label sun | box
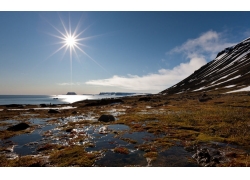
[44,13,108,89]
[45,14,89,61]
[45,14,107,71]
[65,35,76,47]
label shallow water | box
[152,146,197,167]
[9,124,56,156]
[0,120,20,130]
[2,119,19,124]
[2,116,199,166]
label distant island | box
[66,92,77,95]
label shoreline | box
[0,92,250,167]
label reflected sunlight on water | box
[0,94,128,105]
[55,94,117,104]
[55,95,92,104]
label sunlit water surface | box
[0,94,126,105]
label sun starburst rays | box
[43,13,110,90]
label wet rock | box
[40,104,47,107]
[1,145,15,153]
[26,142,38,146]
[66,128,73,132]
[5,145,15,152]
[7,122,30,131]
[5,152,19,160]
[48,109,60,113]
[98,115,115,122]
[192,147,224,167]
[88,143,95,148]
[99,125,109,134]
[3,140,15,145]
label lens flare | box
[43,13,109,90]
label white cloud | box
[170,30,236,59]
[86,57,206,91]
[86,30,235,92]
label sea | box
[0,94,127,105]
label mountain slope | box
[160,37,250,95]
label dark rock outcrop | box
[5,104,25,108]
[84,99,123,106]
[98,115,115,122]
[138,97,151,101]
[192,147,224,167]
[71,111,78,114]
[65,128,73,132]
[198,93,212,102]
[48,109,60,113]
[7,122,30,131]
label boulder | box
[7,122,30,131]
[138,97,151,101]
[48,109,60,113]
[198,92,212,102]
[65,128,73,132]
[71,111,78,114]
[98,115,115,122]
[192,147,223,167]
[198,97,212,102]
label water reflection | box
[53,94,123,104]
[3,116,199,166]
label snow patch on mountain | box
[226,86,250,93]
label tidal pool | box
[2,116,199,166]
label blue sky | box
[1,10,250,95]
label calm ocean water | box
[0,94,124,105]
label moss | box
[37,143,64,152]
[113,147,129,154]
[196,133,225,142]
[0,126,35,140]
[49,145,101,167]
[120,137,137,144]
[0,155,48,167]
[144,151,158,160]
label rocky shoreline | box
[0,92,250,167]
